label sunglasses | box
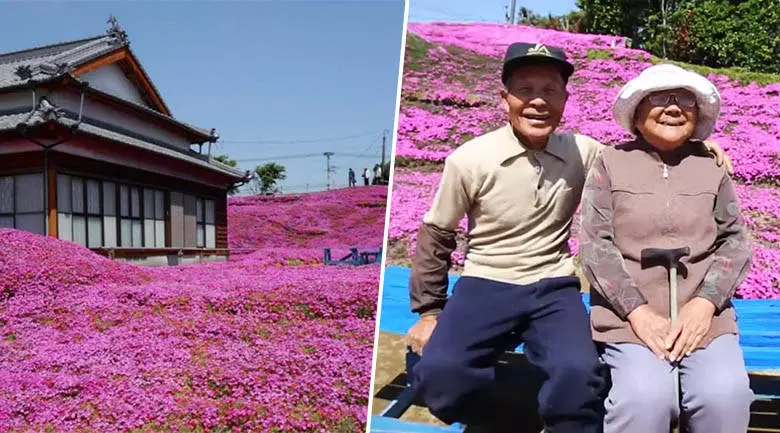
[647,93,697,108]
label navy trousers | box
[412,275,606,433]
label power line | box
[345,135,382,164]
[218,130,380,145]
[236,152,379,163]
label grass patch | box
[650,57,780,86]
[393,157,445,172]
[586,48,613,61]
[404,33,435,71]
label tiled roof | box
[0,25,218,143]
[0,105,248,181]
[0,34,122,90]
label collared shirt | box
[411,124,604,311]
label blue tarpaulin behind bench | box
[379,266,780,372]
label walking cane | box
[640,247,690,418]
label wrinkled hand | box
[703,139,734,175]
[665,297,716,362]
[407,315,438,355]
[627,305,671,360]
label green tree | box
[576,0,780,74]
[252,163,287,195]
[576,0,628,36]
[669,0,780,74]
[213,154,240,195]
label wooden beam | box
[71,49,127,76]
[120,48,171,116]
[71,47,171,117]
[48,164,57,238]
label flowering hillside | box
[229,186,387,252]
[389,22,780,300]
[0,186,387,432]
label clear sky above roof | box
[0,1,406,194]
[409,0,578,23]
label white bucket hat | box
[613,63,721,140]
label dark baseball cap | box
[501,42,575,85]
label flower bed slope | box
[391,23,780,299]
[0,187,386,432]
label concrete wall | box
[114,253,227,267]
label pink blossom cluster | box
[392,23,780,299]
[228,186,387,252]
[0,186,384,432]
[397,23,780,183]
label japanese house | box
[0,18,250,264]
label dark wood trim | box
[165,190,172,248]
[71,49,126,76]
[49,152,226,199]
[0,151,44,173]
[47,163,57,237]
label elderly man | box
[406,43,732,433]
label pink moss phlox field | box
[393,22,780,299]
[228,186,387,253]
[0,186,387,432]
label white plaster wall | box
[79,64,148,107]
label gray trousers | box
[601,334,754,433]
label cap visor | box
[502,56,574,84]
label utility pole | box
[508,0,516,24]
[323,152,334,191]
[381,129,388,167]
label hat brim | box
[613,65,720,140]
[502,55,575,85]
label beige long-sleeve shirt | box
[410,124,604,315]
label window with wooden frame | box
[58,175,167,249]
[0,173,45,235]
[58,174,104,247]
[195,197,216,248]
[143,188,165,248]
[119,184,143,247]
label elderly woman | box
[579,63,754,433]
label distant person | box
[362,168,369,186]
[580,63,754,433]
[373,164,383,185]
[348,168,356,187]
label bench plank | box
[370,415,463,433]
[379,266,780,373]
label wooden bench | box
[322,247,382,266]
[370,266,780,433]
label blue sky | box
[0,1,407,194]
[409,0,578,22]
